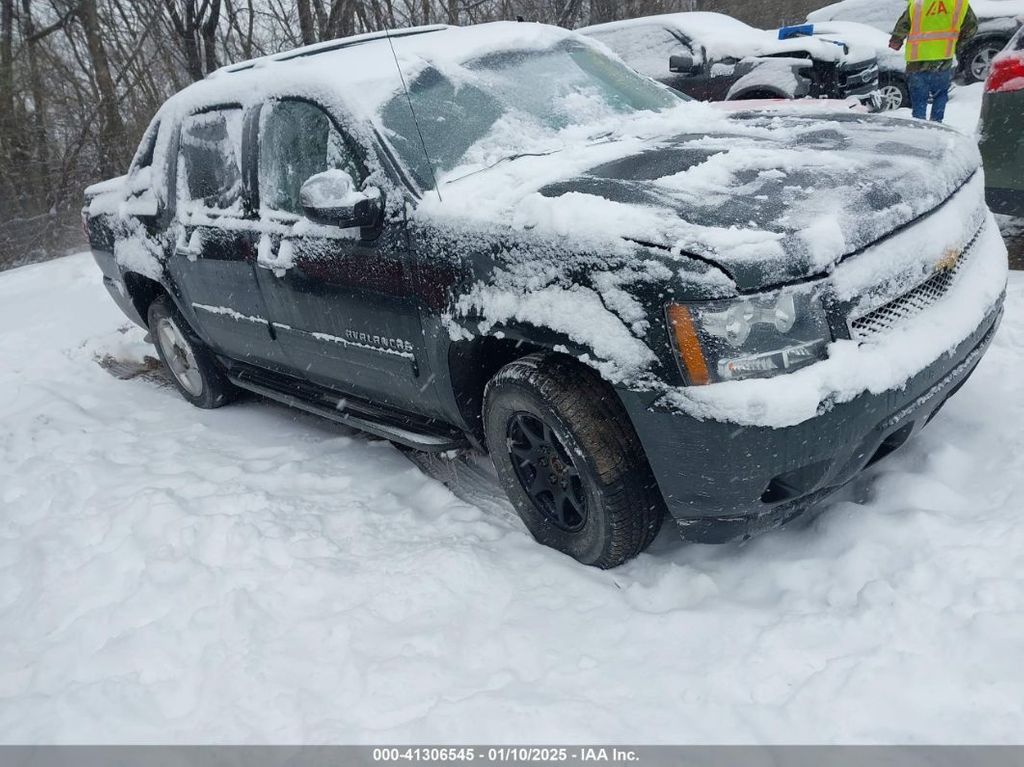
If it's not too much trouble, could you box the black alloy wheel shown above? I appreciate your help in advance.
[507,412,588,532]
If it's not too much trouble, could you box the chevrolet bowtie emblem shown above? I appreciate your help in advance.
[935,248,961,273]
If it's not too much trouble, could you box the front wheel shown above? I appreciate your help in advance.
[878,76,909,111]
[961,41,1005,84]
[484,354,665,568]
[148,296,237,409]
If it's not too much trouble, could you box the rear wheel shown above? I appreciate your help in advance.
[484,354,665,568]
[148,296,237,409]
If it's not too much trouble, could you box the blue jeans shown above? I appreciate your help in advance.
[907,69,954,122]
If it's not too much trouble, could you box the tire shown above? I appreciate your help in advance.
[148,295,237,409]
[484,354,665,568]
[960,40,1005,84]
[878,76,909,111]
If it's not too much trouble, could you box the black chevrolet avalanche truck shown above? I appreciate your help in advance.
[85,23,1007,568]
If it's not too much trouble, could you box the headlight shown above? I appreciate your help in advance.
[666,286,831,385]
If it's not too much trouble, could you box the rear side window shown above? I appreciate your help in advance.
[132,120,160,173]
[258,99,363,216]
[588,26,686,77]
[126,119,161,207]
[178,107,244,213]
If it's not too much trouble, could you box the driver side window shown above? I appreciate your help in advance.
[593,26,686,78]
[258,99,363,217]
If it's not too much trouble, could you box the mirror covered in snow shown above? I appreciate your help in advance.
[298,170,382,229]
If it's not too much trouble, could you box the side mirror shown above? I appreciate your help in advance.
[669,54,701,75]
[299,170,382,229]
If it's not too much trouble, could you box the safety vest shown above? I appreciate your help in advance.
[906,0,970,62]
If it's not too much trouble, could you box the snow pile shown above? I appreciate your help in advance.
[725,61,804,99]
[2,253,1024,743]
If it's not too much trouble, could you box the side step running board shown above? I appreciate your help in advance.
[227,373,467,453]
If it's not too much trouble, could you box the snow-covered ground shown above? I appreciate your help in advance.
[1,252,1023,743]
[936,81,986,135]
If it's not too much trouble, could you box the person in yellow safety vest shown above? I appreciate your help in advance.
[889,0,978,122]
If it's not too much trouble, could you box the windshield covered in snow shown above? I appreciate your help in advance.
[379,40,681,190]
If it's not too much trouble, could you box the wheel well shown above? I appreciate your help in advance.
[964,34,1011,52]
[447,336,550,445]
[122,272,168,329]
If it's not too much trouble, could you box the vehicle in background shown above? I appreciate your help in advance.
[980,28,1024,215]
[808,0,1024,83]
[84,23,1006,568]
[781,20,910,109]
[579,12,880,107]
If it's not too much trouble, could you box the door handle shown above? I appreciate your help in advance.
[256,234,293,276]
[256,232,278,270]
[176,229,201,260]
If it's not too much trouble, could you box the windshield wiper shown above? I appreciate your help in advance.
[444,131,623,186]
[445,148,564,185]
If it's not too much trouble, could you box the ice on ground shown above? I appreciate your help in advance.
[2,253,1024,743]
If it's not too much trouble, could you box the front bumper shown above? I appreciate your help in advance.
[617,299,1003,542]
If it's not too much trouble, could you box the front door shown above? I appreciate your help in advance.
[663,35,736,101]
[167,105,289,372]
[252,98,437,417]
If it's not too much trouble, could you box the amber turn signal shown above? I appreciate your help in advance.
[666,304,711,386]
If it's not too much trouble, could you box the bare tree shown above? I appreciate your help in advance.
[297,0,316,42]
[163,0,223,80]
[80,0,126,176]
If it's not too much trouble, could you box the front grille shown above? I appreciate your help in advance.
[847,227,980,341]
[841,64,878,88]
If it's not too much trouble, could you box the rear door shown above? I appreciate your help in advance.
[251,98,437,416]
[168,105,290,371]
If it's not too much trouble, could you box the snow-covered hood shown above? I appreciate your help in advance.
[436,111,981,292]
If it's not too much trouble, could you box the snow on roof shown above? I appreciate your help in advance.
[808,0,1024,31]
[162,22,579,123]
[580,12,848,63]
[211,24,449,75]
[581,11,752,37]
[787,20,904,70]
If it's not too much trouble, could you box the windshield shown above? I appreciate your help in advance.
[379,40,682,191]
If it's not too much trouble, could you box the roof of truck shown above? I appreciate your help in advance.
[165,22,578,122]
[208,24,449,77]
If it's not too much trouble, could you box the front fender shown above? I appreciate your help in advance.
[726,61,812,100]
